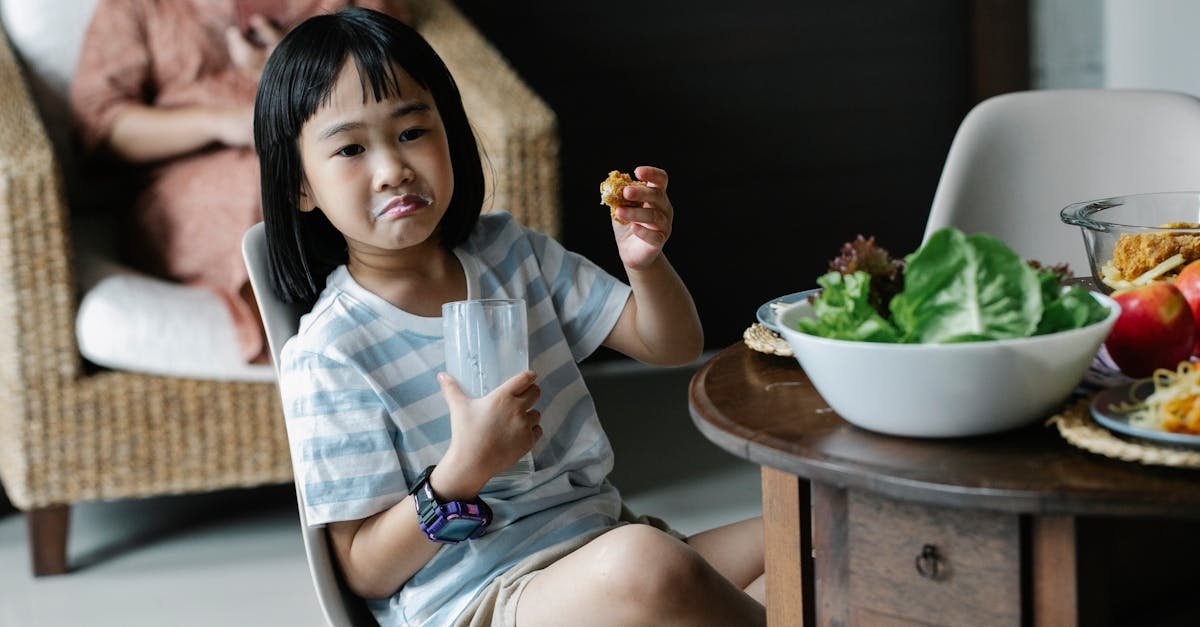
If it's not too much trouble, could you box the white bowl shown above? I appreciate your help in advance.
[776,292,1120,438]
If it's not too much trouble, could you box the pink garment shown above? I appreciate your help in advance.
[70,0,403,362]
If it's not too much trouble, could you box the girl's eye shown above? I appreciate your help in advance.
[399,128,426,142]
[336,144,364,157]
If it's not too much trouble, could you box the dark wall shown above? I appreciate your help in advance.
[456,1,983,351]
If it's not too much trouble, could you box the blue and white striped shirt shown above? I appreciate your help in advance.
[279,212,633,626]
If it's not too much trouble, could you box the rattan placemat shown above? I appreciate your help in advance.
[743,323,793,357]
[1048,396,1200,468]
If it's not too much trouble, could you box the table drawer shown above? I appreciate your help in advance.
[846,491,1021,627]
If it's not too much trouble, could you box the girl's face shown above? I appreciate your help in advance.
[297,59,454,261]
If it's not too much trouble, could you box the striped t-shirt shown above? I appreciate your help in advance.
[278,212,633,626]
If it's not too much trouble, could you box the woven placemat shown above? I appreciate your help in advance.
[743,323,793,357]
[1048,396,1200,468]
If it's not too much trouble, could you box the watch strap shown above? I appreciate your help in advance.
[409,465,492,543]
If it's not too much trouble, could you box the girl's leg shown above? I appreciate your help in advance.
[685,516,765,597]
[514,524,765,627]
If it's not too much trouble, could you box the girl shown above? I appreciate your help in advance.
[256,8,764,627]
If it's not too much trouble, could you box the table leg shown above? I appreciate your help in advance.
[761,467,814,626]
[810,483,847,627]
[1031,515,1078,627]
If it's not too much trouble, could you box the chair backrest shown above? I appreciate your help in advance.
[924,89,1200,273]
[241,222,379,627]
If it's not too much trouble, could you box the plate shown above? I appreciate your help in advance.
[1090,379,1200,449]
[756,289,820,334]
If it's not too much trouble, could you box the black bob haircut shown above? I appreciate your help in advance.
[254,7,484,304]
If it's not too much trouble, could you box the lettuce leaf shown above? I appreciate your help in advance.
[1034,267,1112,335]
[1035,286,1109,334]
[827,235,904,318]
[888,229,1041,343]
[796,271,901,342]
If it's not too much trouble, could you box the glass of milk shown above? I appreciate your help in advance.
[442,299,534,485]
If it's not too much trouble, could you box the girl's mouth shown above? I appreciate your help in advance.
[373,193,432,221]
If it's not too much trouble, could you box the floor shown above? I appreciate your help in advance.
[0,358,763,627]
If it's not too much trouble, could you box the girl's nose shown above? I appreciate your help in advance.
[373,150,414,192]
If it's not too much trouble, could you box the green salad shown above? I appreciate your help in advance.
[797,228,1112,343]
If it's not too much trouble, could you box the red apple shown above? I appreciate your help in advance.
[1175,259,1200,355]
[1106,281,1195,378]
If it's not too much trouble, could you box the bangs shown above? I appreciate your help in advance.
[350,54,404,104]
[295,29,433,129]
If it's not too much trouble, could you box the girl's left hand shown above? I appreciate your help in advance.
[612,165,673,271]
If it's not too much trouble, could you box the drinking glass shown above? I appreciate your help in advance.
[442,299,534,484]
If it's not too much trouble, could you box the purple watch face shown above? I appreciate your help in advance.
[425,497,490,543]
[414,472,492,543]
[436,516,485,542]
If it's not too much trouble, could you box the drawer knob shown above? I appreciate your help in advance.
[914,544,942,580]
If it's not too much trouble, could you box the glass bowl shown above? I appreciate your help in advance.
[1060,191,1200,293]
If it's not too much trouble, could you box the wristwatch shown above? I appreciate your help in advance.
[409,465,492,543]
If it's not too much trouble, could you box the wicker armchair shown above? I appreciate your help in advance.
[0,0,558,575]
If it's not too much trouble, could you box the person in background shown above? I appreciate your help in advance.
[70,0,408,362]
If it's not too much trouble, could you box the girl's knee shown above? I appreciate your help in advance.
[594,524,711,612]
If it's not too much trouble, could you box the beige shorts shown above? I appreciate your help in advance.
[451,508,684,627]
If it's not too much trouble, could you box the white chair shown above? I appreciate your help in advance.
[923,88,1200,271]
[242,222,377,627]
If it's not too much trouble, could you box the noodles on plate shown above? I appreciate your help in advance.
[1118,361,1200,435]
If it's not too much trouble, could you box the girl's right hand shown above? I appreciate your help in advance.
[436,370,542,492]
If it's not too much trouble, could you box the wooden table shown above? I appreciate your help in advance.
[689,343,1200,627]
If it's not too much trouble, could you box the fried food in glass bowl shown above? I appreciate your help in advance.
[1061,191,1200,292]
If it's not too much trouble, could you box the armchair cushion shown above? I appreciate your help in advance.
[76,265,275,382]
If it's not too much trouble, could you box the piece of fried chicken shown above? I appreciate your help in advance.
[599,170,647,224]
[1111,222,1200,279]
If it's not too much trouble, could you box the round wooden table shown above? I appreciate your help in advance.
[689,343,1200,627]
